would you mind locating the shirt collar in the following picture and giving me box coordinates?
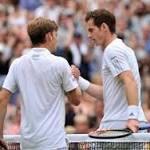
[105,38,121,50]
[31,48,51,54]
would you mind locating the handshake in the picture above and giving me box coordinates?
[71,65,90,91]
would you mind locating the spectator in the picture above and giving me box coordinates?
[35,0,62,22]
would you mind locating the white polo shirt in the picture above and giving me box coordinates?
[3,48,78,150]
[100,38,147,129]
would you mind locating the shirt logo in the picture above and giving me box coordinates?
[32,54,40,60]
[129,113,135,116]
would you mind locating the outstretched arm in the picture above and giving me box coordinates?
[71,65,103,100]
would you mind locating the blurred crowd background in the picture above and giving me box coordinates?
[0,0,150,135]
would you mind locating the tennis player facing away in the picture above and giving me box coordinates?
[72,9,147,132]
[0,17,82,150]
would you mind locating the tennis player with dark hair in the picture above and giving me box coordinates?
[0,17,82,150]
[72,9,147,133]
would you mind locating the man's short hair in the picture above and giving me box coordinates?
[85,9,116,33]
[27,17,58,45]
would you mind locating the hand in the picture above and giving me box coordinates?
[126,119,139,133]
[71,65,80,80]
[0,139,8,150]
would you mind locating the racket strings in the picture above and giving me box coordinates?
[96,130,129,137]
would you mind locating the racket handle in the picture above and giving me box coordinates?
[139,124,150,130]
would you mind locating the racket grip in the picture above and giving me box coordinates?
[139,124,150,130]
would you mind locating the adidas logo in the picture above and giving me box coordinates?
[129,113,135,116]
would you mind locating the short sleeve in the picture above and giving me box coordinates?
[2,61,17,93]
[61,59,78,92]
[106,49,130,77]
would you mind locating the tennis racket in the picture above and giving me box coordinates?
[88,123,150,139]
[0,139,8,150]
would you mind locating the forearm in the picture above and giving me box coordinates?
[0,89,10,138]
[119,71,139,120]
[78,76,103,100]
[0,100,7,138]
[86,84,103,100]
[124,80,138,106]
[125,81,140,132]
[67,87,82,106]
[124,79,139,120]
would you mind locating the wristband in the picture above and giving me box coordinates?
[78,76,90,91]
[128,105,139,120]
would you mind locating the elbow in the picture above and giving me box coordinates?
[0,98,8,108]
[124,78,136,87]
[0,89,10,107]
[67,88,82,106]
[73,99,80,106]
[73,92,82,106]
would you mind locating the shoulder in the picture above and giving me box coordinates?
[51,55,69,68]
[53,54,68,63]
[10,58,21,68]
[105,40,130,58]
[10,53,32,68]
[50,56,70,75]
[105,47,124,60]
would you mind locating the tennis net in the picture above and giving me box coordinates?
[3,133,150,150]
